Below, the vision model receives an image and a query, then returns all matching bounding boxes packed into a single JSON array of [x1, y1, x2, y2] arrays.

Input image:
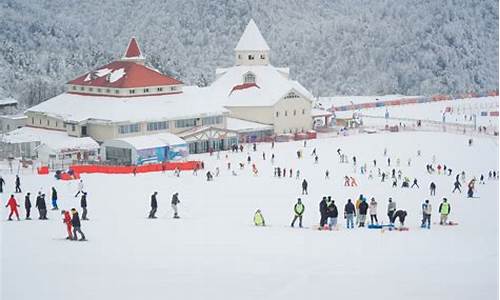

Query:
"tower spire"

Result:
[[122, 37, 145, 64], [234, 19, 270, 66]]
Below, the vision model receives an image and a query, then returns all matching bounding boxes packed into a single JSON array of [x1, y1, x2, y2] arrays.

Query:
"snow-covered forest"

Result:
[[0, 0, 498, 107]]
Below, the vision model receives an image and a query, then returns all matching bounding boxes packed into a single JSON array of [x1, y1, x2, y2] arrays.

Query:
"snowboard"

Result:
[[386, 226, 409, 231]]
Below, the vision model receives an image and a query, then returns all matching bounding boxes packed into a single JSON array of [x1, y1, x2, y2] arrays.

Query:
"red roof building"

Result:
[[67, 38, 183, 97]]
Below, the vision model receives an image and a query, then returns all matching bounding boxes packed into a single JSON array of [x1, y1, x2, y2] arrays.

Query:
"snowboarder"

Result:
[[411, 178, 420, 188], [290, 198, 305, 228], [327, 200, 338, 230], [392, 210, 407, 227], [430, 182, 436, 196], [75, 179, 84, 198], [61, 210, 73, 240], [344, 199, 356, 229], [81, 192, 88, 220], [319, 197, 328, 229], [171, 192, 180, 218], [421, 200, 432, 229], [467, 179, 475, 198], [148, 192, 158, 219], [36, 192, 48, 220], [369, 198, 378, 225], [24, 192, 31, 220], [254, 209, 265, 226], [387, 198, 396, 225], [5, 194, 20, 221], [70, 208, 86, 241], [15, 175, 21, 193], [301, 179, 308, 195], [51, 187, 58, 210], [358, 198, 368, 227], [439, 198, 451, 225], [0, 176, 4, 193]]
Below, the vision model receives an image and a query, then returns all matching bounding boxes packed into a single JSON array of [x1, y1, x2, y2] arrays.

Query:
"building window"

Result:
[[293, 110, 296, 116], [89, 87, 93, 92], [106, 89, 111, 93], [175, 118, 197, 128], [129, 89, 135, 94], [276, 112, 279, 117], [143, 88, 149, 93], [63, 123, 67, 129], [244, 72, 256, 83], [147, 121, 168, 131], [171, 86, 176, 91], [72, 124, 76, 131], [118, 123, 140, 134], [238, 54, 242, 59], [285, 92, 299, 99], [248, 55, 254, 60], [260, 54, 265, 60], [115, 90, 120, 94], [97, 88, 102, 93], [31, 117, 34, 125], [202, 116, 223, 126], [72, 86, 77, 90], [56, 121, 58, 127], [157, 87, 163, 92], [39, 119, 41, 125], [80, 86, 84, 91], [302, 109, 305, 115], [285, 111, 288, 117]]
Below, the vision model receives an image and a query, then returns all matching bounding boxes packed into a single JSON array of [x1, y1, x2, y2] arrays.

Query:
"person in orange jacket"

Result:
[[61, 210, 73, 240], [6, 194, 20, 221]]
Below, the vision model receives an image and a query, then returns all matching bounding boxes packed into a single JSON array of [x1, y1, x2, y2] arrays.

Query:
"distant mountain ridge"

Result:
[[0, 0, 497, 108]]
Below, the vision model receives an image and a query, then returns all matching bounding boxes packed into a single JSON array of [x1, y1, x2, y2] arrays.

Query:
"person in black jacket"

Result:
[[302, 179, 308, 195], [327, 200, 338, 230], [81, 192, 88, 220], [430, 182, 436, 196], [24, 192, 31, 220], [392, 210, 407, 227], [0, 176, 5, 193], [51, 187, 58, 210], [70, 208, 86, 241], [344, 199, 356, 229], [36, 192, 47, 220], [171, 193, 180, 218], [358, 199, 369, 227], [15, 175, 21, 193], [148, 192, 158, 219], [452, 180, 462, 193], [319, 197, 328, 228]]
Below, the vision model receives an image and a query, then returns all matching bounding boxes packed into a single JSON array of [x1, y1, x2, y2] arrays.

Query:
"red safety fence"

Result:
[[490, 111, 499, 117], [68, 161, 202, 175], [37, 166, 49, 175]]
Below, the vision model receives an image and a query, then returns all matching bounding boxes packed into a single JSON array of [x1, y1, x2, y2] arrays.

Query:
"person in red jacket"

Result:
[[5, 194, 20, 221], [61, 210, 73, 240]]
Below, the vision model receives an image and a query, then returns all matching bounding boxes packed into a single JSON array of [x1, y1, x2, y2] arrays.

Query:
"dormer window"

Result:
[[248, 55, 255, 60], [244, 72, 256, 84]]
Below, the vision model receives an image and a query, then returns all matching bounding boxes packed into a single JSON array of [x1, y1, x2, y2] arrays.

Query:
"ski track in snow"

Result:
[[1, 131, 498, 300]]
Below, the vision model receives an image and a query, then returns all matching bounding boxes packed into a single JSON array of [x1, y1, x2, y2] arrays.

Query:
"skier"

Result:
[[452, 180, 462, 193], [314, 155, 319, 164], [439, 198, 451, 225], [392, 210, 407, 227], [24, 192, 31, 220], [254, 209, 265, 226], [36, 192, 48, 220], [325, 170, 330, 179], [148, 192, 158, 219], [295, 170, 300, 179], [301, 179, 308, 195], [411, 178, 420, 188], [344, 176, 350, 186], [358, 198, 368, 227], [479, 174, 485, 184], [15, 175, 21, 193], [430, 182, 436, 196], [369, 197, 378, 225], [80, 192, 88, 220], [421, 200, 432, 229], [171, 192, 180, 218], [51, 187, 58, 210], [61, 210, 73, 240], [387, 198, 396, 225], [344, 199, 356, 229], [0, 176, 4, 193], [467, 179, 475, 198], [350, 177, 358, 187], [327, 200, 338, 230], [319, 197, 328, 229], [290, 198, 304, 228], [75, 179, 84, 197], [70, 208, 86, 241], [5, 194, 20, 221]]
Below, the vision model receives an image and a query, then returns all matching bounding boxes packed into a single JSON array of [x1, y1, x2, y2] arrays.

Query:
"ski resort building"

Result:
[[210, 19, 314, 137]]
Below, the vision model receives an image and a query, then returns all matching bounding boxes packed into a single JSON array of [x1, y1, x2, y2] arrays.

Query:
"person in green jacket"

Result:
[[254, 209, 265, 226], [439, 198, 451, 225], [291, 198, 305, 228]]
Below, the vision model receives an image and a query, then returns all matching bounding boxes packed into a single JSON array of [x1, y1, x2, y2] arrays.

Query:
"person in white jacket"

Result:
[[421, 199, 432, 229], [369, 197, 378, 225], [75, 179, 84, 198]]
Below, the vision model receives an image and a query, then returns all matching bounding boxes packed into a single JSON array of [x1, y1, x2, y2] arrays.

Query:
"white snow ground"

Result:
[[1, 131, 498, 300]]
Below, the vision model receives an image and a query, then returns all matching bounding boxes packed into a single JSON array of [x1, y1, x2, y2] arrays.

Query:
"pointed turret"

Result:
[[121, 37, 145, 64], [235, 19, 270, 66]]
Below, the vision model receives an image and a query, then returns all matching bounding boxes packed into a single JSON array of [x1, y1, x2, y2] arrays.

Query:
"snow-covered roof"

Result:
[[311, 108, 333, 117], [0, 114, 27, 120], [0, 98, 18, 106], [26, 86, 229, 123], [0, 127, 99, 151], [112, 132, 186, 150], [316, 95, 418, 109], [235, 19, 270, 52], [209, 65, 314, 107], [226, 117, 273, 133]]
